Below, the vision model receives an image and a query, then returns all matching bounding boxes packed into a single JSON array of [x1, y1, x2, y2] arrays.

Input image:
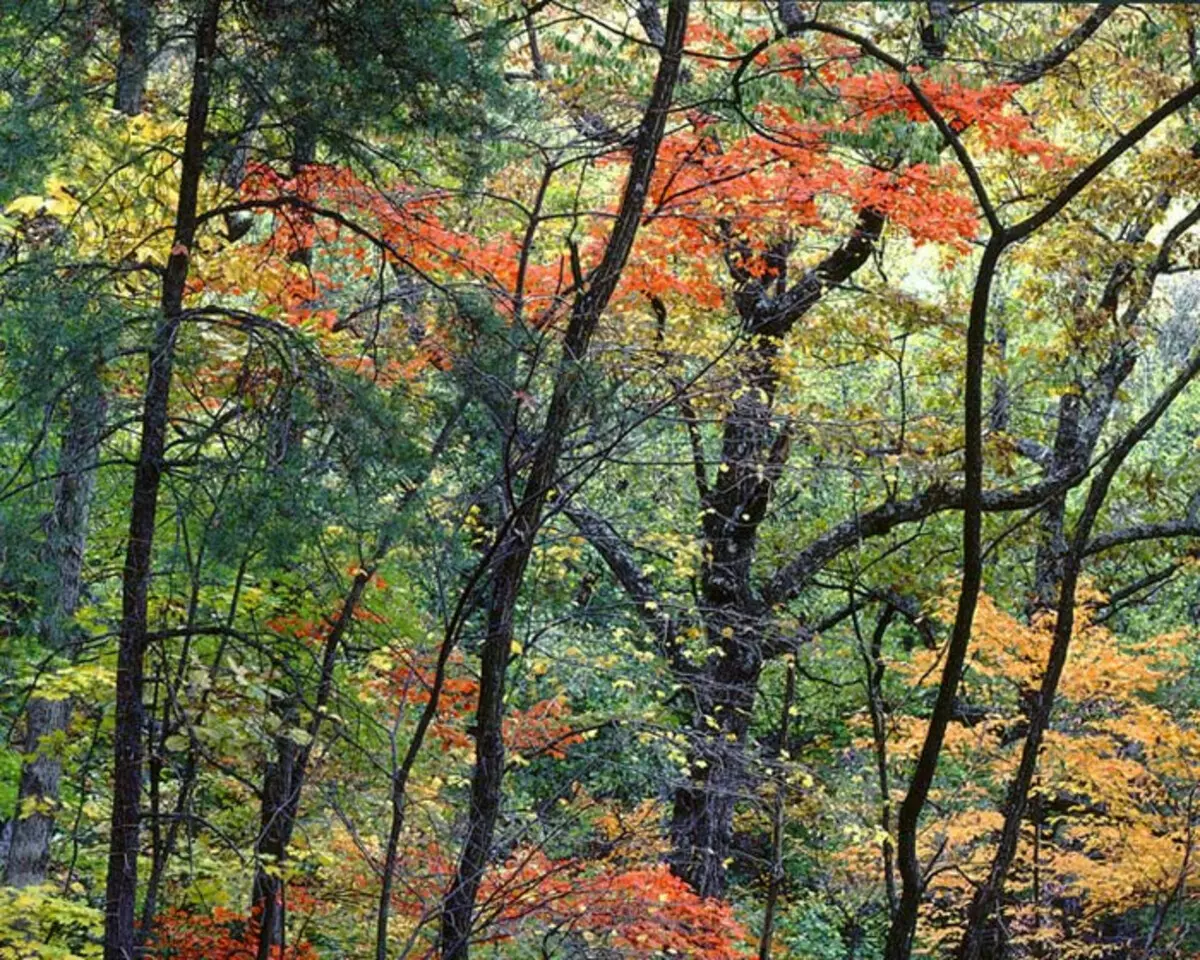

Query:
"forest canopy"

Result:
[[5, 2, 1200, 959]]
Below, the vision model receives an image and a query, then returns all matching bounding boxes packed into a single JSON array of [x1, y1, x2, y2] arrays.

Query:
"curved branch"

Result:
[[564, 503, 696, 675], [798, 20, 1000, 233]]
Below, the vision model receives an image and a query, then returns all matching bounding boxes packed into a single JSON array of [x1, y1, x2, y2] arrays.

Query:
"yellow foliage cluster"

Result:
[[841, 589, 1199, 957]]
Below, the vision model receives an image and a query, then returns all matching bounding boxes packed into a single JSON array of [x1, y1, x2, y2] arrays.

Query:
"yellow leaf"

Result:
[[6, 195, 45, 216]]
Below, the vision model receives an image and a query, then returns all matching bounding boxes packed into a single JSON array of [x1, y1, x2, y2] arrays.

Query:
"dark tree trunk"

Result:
[[884, 236, 1002, 960], [104, 4, 218, 956], [250, 570, 369, 959], [5, 382, 105, 888], [253, 698, 300, 957], [668, 617, 763, 898], [664, 209, 882, 898], [438, 6, 689, 954], [114, 0, 153, 116]]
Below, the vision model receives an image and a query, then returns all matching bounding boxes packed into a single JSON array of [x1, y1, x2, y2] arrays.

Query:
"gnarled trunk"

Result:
[[669, 616, 762, 898]]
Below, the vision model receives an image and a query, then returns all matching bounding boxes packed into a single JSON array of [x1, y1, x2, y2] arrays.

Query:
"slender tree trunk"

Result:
[[253, 696, 300, 957], [104, 5, 218, 956], [114, 0, 153, 116], [884, 235, 1002, 960], [374, 587, 471, 960], [862, 604, 898, 918], [251, 570, 369, 959], [957, 344, 1200, 960], [758, 660, 794, 960], [438, 6, 689, 955], [5, 382, 106, 888]]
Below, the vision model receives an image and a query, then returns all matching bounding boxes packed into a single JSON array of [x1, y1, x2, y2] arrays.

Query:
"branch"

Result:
[[1096, 563, 1182, 623], [1085, 518, 1200, 557], [763, 456, 1096, 608], [565, 503, 664, 613], [815, 587, 936, 649], [564, 502, 694, 674], [1006, 3, 1120, 86], [1008, 78, 1200, 244], [1014, 438, 1053, 469], [635, 0, 665, 47], [746, 208, 885, 337]]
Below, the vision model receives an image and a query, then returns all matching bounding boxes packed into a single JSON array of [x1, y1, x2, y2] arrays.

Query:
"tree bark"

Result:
[[5, 381, 105, 888], [114, 0, 153, 116], [668, 618, 764, 898], [884, 235, 1002, 960], [757, 660, 794, 960]]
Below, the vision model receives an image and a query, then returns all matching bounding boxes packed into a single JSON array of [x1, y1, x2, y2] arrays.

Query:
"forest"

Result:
[[6, 1, 1200, 958]]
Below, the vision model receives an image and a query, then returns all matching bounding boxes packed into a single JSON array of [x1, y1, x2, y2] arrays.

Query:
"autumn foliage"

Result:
[[8, 5, 1200, 960]]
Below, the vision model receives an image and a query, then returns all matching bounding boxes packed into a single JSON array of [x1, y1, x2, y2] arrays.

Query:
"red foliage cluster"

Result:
[[574, 864, 750, 959], [237, 163, 570, 335], [181, 30, 1064, 401], [150, 907, 318, 960], [366, 840, 749, 959], [264, 593, 386, 651], [373, 649, 584, 758]]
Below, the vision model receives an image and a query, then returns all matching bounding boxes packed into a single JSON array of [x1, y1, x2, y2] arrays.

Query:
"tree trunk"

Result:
[[253, 698, 300, 958], [5, 381, 106, 888], [884, 235, 1003, 960], [438, 6, 689, 954], [758, 660, 795, 959], [104, 4, 218, 956], [668, 617, 763, 898], [114, 0, 153, 116]]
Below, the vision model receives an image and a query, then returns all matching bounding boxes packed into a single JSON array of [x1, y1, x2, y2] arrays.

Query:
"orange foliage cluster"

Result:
[[373, 650, 584, 758], [236, 163, 571, 334], [198, 56, 1051, 371], [150, 907, 318, 960], [841, 591, 1200, 957], [362, 838, 748, 958], [624, 66, 1061, 310], [264, 592, 387, 651], [833, 71, 1058, 162]]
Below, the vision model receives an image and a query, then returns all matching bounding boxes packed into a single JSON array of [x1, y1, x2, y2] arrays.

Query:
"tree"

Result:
[[7, 6, 1200, 960]]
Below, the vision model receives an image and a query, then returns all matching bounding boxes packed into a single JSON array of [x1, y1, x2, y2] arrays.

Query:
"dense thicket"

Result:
[[5, 4, 1200, 960]]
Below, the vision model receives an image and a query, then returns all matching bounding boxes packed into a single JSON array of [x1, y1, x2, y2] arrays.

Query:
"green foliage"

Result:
[[0, 885, 102, 959]]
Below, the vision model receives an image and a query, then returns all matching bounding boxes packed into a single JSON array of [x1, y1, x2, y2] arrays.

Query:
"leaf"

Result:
[[6, 195, 45, 216], [285, 727, 314, 746]]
